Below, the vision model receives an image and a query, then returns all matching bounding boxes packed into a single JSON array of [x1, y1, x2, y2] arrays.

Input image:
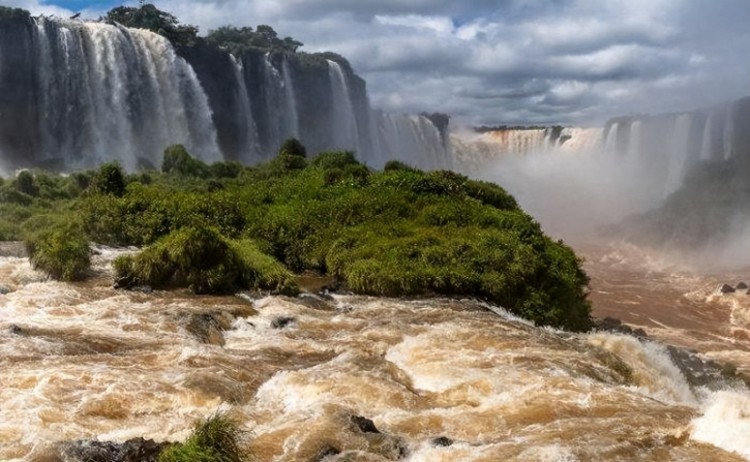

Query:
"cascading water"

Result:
[[280, 58, 300, 140], [664, 113, 694, 195], [32, 18, 220, 170], [327, 60, 360, 152], [229, 55, 260, 163], [376, 112, 452, 170]]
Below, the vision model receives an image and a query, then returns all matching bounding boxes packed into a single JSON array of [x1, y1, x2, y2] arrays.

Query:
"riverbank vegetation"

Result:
[[0, 142, 591, 330]]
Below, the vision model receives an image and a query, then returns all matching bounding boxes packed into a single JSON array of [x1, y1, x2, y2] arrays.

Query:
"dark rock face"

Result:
[[57, 438, 169, 462]]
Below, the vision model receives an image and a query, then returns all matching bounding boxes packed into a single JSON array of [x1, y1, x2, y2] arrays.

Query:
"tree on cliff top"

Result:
[[205, 25, 303, 56], [103, 4, 198, 46]]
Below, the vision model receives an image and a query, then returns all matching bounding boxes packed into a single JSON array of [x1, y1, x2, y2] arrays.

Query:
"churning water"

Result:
[[1, 244, 748, 461]]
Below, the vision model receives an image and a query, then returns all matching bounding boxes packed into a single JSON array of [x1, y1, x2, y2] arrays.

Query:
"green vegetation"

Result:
[[159, 414, 247, 462], [102, 4, 199, 47], [25, 224, 90, 281], [0, 140, 592, 330], [114, 226, 297, 295], [205, 25, 303, 56]]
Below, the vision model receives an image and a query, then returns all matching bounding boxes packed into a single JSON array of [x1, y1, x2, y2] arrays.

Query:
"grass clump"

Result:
[[25, 224, 90, 281], [114, 226, 297, 295], [159, 414, 247, 462]]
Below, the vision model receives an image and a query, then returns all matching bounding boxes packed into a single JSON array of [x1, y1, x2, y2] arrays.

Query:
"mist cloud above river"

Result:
[[10, 0, 750, 126]]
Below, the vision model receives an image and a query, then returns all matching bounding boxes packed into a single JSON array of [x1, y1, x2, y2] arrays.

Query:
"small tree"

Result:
[[279, 138, 306, 158], [90, 162, 126, 197], [162, 144, 210, 177], [14, 170, 38, 196]]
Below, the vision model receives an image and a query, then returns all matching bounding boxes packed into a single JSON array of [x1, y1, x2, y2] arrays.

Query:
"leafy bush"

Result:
[[14, 170, 38, 196], [25, 225, 90, 281], [162, 144, 210, 178], [115, 226, 297, 295], [158, 414, 247, 462], [279, 137, 307, 158], [90, 162, 126, 196]]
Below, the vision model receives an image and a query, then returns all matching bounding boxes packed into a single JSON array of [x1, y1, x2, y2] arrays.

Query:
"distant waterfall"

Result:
[[281, 58, 299, 140], [376, 112, 452, 170], [229, 55, 260, 162], [327, 60, 359, 152], [33, 18, 220, 170]]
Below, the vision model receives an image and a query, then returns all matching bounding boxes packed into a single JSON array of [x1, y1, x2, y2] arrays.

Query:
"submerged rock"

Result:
[[719, 283, 736, 294], [0, 284, 11, 295], [351, 415, 380, 434], [271, 316, 296, 329], [431, 436, 454, 447], [736, 281, 748, 290], [183, 311, 233, 346], [56, 438, 169, 462], [594, 317, 648, 338]]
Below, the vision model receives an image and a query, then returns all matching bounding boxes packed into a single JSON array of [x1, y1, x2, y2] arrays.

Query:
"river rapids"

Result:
[[0, 243, 749, 461]]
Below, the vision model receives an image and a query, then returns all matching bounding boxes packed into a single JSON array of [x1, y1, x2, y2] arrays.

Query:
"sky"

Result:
[[7, 0, 750, 126]]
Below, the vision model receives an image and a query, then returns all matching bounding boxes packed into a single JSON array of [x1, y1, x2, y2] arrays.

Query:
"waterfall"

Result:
[[626, 120, 642, 158], [604, 122, 619, 154], [664, 113, 693, 195], [229, 55, 260, 162], [700, 112, 715, 161], [281, 58, 299, 140], [376, 112, 451, 170], [32, 18, 220, 171], [723, 106, 735, 160], [327, 60, 360, 152]]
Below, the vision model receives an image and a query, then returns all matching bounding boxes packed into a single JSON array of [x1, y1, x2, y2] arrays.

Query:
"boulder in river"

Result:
[[736, 281, 748, 290], [56, 437, 169, 462], [719, 284, 736, 294]]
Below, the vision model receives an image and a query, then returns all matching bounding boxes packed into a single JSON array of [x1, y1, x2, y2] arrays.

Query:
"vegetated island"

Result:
[[1, 139, 591, 332]]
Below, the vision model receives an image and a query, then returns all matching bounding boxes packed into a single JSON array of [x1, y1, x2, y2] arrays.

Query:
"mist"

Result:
[[456, 98, 750, 271]]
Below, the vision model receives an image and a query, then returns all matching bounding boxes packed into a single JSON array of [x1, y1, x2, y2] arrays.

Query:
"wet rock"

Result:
[[0, 284, 11, 295], [184, 312, 232, 346], [58, 437, 169, 462], [271, 316, 296, 329], [719, 283, 736, 293], [736, 281, 748, 290], [431, 436, 454, 447], [313, 445, 341, 461], [666, 345, 746, 389], [131, 285, 153, 294], [351, 415, 380, 434], [594, 317, 647, 338], [8, 324, 24, 335], [296, 293, 335, 311]]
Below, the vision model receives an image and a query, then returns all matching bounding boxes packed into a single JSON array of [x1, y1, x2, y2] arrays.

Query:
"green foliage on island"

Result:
[[114, 226, 297, 295], [159, 414, 248, 462], [0, 141, 591, 330], [25, 224, 90, 281]]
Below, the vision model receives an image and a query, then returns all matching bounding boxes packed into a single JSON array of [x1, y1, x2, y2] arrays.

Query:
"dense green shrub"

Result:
[[383, 160, 418, 172], [90, 162, 126, 196], [14, 170, 38, 197], [25, 225, 90, 281], [158, 414, 247, 462], [279, 137, 307, 158], [162, 144, 210, 178], [114, 226, 297, 295]]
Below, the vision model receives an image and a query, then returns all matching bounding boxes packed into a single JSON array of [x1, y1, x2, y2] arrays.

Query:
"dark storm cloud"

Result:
[[29, 0, 750, 125]]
